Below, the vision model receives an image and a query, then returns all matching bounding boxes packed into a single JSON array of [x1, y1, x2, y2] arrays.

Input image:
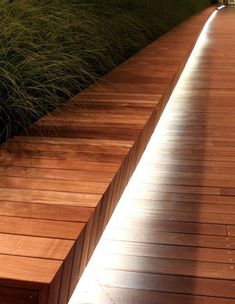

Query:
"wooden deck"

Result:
[[69, 7, 235, 304], [0, 7, 213, 304]]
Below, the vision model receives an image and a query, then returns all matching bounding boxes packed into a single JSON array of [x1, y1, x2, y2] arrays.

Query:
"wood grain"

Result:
[[0, 6, 214, 304], [70, 7, 235, 304]]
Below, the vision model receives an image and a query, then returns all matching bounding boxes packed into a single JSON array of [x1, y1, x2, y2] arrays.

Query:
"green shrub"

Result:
[[0, 0, 210, 142]]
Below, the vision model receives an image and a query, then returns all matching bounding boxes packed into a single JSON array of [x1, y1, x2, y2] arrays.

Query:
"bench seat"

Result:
[[0, 7, 213, 304]]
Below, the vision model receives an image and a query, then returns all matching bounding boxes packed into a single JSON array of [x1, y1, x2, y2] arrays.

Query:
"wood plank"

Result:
[[70, 287, 235, 304], [127, 183, 220, 195], [96, 240, 231, 263], [0, 166, 114, 183], [0, 176, 108, 194], [3, 147, 128, 163], [119, 198, 235, 215], [90, 253, 235, 280], [109, 218, 227, 236], [69, 231, 85, 299], [0, 201, 93, 222], [0, 216, 84, 239], [125, 191, 235, 205], [59, 246, 75, 304], [0, 188, 101, 207], [103, 228, 231, 250], [72, 7, 235, 304], [0, 5, 216, 304], [0, 254, 62, 284], [91, 269, 235, 298], [0, 233, 73, 260], [47, 267, 63, 304], [0, 157, 121, 172], [5, 139, 132, 155], [116, 209, 235, 226]]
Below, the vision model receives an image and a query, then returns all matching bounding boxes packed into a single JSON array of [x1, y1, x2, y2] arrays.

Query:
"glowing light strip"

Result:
[[69, 8, 218, 304], [217, 5, 226, 10]]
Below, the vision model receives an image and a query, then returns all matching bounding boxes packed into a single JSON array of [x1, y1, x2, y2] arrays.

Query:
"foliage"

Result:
[[0, 0, 210, 141]]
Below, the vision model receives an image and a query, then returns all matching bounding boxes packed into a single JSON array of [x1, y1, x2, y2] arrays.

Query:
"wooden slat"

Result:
[[0, 6, 215, 304], [0, 216, 84, 239], [70, 7, 235, 304], [70, 287, 235, 304], [109, 218, 227, 236], [103, 228, 232, 249], [85, 269, 235, 298], [0, 201, 93, 222], [0, 233, 73, 260], [0, 254, 62, 284], [0, 177, 108, 194], [0, 188, 101, 207], [96, 240, 232, 263], [90, 253, 235, 280]]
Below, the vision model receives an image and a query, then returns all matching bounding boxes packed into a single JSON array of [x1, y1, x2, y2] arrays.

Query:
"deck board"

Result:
[[69, 7, 235, 304], [0, 6, 214, 304]]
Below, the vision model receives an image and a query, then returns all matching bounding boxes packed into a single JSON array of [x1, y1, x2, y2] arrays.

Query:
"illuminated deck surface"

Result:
[[0, 6, 215, 304], [70, 7, 235, 304]]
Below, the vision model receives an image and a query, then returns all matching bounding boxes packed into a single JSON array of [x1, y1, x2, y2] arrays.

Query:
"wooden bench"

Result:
[[0, 7, 214, 304]]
